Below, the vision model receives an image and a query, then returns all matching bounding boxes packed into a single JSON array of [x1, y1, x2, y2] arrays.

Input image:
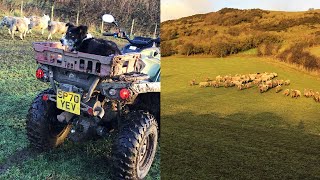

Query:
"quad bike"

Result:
[[26, 14, 160, 179]]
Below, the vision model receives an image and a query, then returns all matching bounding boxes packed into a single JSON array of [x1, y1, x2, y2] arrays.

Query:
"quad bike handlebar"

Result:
[[103, 32, 160, 47]]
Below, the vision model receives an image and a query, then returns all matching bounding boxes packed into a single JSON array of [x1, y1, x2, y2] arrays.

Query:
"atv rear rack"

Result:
[[33, 42, 143, 77]]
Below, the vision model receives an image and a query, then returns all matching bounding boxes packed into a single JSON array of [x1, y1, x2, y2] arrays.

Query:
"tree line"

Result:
[[1, 0, 160, 35]]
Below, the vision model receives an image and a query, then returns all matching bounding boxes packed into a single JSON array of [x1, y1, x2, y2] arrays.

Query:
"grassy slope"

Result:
[[309, 45, 320, 57], [161, 54, 320, 179], [0, 29, 159, 179], [162, 9, 320, 57]]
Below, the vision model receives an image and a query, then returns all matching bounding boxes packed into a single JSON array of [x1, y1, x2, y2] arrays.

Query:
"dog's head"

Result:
[[60, 23, 89, 51]]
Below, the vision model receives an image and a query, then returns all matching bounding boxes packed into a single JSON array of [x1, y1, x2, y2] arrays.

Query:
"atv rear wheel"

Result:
[[26, 88, 71, 150], [112, 111, 158, 180]]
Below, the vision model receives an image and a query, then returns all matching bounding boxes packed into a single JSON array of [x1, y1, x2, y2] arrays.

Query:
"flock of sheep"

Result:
[[0, 14, 67, 40], [190, 72, 320, 102]]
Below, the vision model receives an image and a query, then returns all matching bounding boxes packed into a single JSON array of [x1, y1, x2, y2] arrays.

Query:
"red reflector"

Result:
[[87, 107, 93, 115], [36, 69, 44, 79], [120, 89, 130, 99], [42, 94, 49, 101]]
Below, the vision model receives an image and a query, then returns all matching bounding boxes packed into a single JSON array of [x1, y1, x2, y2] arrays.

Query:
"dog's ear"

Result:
[[79, 25, 88, 36], [66, 22, 74, 27], [66, 23, 74, 31]]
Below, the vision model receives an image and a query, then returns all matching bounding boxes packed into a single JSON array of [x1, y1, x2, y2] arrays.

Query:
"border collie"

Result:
[[60, 23, 121, 56]]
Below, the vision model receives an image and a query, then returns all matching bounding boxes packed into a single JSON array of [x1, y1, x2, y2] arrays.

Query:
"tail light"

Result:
[[42, 94, 49, 101], [36, 68, 44, 79], [87, 107, 94, 115], [35, 67, 49, 82], [119, 88, 130, 100]]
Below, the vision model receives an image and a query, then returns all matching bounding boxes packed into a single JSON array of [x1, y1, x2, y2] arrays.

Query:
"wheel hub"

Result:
[[139, 138, 148, 163]]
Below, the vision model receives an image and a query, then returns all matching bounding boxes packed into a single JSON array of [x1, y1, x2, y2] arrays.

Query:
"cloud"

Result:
[[161, 0, 214, 21]]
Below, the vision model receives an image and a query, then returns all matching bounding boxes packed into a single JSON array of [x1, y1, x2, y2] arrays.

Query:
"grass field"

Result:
[[161, 53, 320, 179], [0, 29, 160, 179]]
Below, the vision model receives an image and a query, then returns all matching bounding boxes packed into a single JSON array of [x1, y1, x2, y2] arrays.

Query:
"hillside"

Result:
[[161, 8, 320, 67]]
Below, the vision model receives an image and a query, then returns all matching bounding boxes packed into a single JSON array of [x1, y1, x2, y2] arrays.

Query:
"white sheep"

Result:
[[29, 14, 50, 35]]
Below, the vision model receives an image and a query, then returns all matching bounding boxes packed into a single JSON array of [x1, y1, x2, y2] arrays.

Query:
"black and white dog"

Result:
[[60, 23, 121, 56]]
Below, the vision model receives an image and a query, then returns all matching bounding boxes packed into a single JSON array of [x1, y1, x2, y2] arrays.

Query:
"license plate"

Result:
[[56, 89, 81, 115]]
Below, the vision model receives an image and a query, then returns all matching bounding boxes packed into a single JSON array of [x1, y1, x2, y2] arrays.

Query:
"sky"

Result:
[[161, 0, 320, 21]]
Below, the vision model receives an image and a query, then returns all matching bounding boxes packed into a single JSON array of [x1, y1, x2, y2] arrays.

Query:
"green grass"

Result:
[[0, 29, 159, 179], [161, 55, 320, 179]]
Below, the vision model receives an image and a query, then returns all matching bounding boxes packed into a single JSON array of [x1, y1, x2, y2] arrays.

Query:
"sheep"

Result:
[[303, 89, 315, 98], [10, 17, 30, 40], [272, 80, 279, 88], [212, 82, 220, 88], [266, 80, 273, 88], [277, 80, 284, 86], [231, 76, 241, 81], [275, 85, 282, 93], [304, 89, 310, 97], [291, 89, 301, 98], [261, 76, 269, 82], [211, 81, 220, 88], [234, 81, 242, 87], [283, 89, 290, 96], [224, 74, 232, 81], [224, 81, 229, 88], [47, 21, 67, 40], [237, 84, 245, 90], [248, 74, 257, 81], [314, 92, 320, 102], [259, 84, 269, 93], [245, 82, 253, 89], [296, 90, 302, 98], [229, 81, 236, 87], [271, 72, 278, 77], [256, 73, 263, 79], [284, 80, 290, 86], [189, 79, 196, 86], [225, 80, 235, 88], [253, 79, 261, 85], [291, 89, 296, 98], [29, 14, 50, 35], [0, 16, 15, 34], [309, 89, 315, 97], [216, 75, 223, 82], [242, 76, 250, 83], [199, 82, 210, 87], [240, 75, 245, 79]]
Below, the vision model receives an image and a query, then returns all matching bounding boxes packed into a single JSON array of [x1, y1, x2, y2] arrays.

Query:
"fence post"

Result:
[[76, 0, 80, 25], [51, 3, 54, 21], [20, 0, 23, 17], [101, 19, 104, 33], [153, 23, 157, 38], [130, 19, 135, 38], [76, 10, 80, 25]]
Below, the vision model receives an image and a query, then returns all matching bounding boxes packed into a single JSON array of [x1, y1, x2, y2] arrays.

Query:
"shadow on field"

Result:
[[0, 139, 114, 178], [161, 111, 320, 179], [0, 147, 38, 174], [43, 141, 114, 176]]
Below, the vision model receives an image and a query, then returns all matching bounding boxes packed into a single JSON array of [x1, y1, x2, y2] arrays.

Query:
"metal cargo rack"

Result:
[[33, 42, 143, 77]]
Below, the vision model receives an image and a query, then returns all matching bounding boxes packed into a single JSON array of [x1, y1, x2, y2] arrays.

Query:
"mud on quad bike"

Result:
[[26, 14, 160, 179]]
